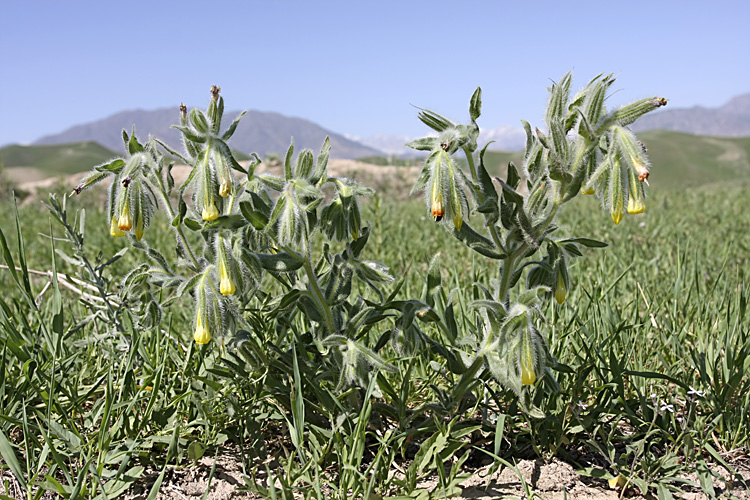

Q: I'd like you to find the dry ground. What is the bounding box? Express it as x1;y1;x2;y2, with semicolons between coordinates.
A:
10;159;423;204
117;450;749;500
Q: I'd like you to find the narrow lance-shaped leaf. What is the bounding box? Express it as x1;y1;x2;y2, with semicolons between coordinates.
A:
311;136;331;185
469;86;482;122
284;139;294;180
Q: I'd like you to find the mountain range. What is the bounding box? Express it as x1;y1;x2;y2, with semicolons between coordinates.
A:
16;92;750;162
33;108;382;160
632;93;750;136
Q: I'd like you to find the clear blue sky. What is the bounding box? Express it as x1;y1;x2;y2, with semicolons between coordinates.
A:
1;0;748;146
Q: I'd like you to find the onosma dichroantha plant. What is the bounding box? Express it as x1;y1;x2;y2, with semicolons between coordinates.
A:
406;72;665;414
67;74;665;417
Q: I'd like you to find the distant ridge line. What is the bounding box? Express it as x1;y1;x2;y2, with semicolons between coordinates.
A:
33;108;383;160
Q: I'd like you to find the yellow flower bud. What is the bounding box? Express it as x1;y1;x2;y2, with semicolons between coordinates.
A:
194;313;211;345
118;199;132;231
219;260;236;296
521;340;536;386
608;474;626;489
555;270;567;304
627;194;646;214
219;179;232;198
521;357;536;386
581;185;595;195
202;201;219;221
110;216;126;237
431;192;444;222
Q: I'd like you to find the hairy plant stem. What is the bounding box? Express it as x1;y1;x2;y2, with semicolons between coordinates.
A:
303;247;337;335
497;253;517;306
451;355;485;405
463;146;479;182
150;175;200;269
462;146;505;253
498;186;564;304
50;202;125;332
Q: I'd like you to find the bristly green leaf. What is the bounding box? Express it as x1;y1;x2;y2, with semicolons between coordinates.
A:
418;109;454;132
560;237;608;248
425;253;442;308
449;221;506;259
128;125;145;154
469;87;482;122
295;149;314;179
221;110;247;141
311;136;331;186
406;137;440;151
475;144;499;225
253;250;304;272
545;72;572;127
212;138;247;174
172;125;207;143
190;108;209;135
202;214;246;232
256;173;285;192
284;139;294;180
240;200;269;230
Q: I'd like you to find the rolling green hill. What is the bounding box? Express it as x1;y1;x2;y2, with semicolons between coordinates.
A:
636;130;750;189
0;141;258;185
0;141;117;176
478;131;750;190
4;132;750;192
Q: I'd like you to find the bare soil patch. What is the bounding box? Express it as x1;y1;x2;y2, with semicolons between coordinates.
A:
12;159;422;204
116;449;749;500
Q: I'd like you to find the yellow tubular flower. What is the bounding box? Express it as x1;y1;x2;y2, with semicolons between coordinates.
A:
219;179;232;198
194;312;211;345
110;216;126;237
627;194;646;214
202;200;219;221
431;191;444;222
521;357;536;385
521;338;536;386
118;199;132;231
219;260;236;296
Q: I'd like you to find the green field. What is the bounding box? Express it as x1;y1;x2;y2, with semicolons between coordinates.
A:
1;122;750;498
0;177;748;498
